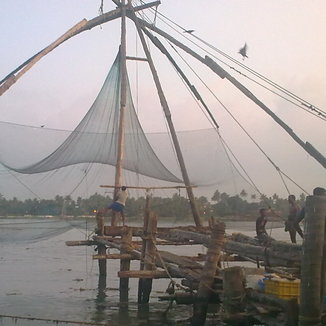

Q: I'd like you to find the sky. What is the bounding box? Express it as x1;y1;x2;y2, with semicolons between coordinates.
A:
0;0;326;201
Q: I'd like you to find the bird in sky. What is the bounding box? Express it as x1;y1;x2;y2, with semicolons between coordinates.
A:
238;43;248;60
184;29;195;34
40;125;45;128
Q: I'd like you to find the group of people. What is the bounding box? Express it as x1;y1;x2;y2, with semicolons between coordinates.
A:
98;185;325;243
256;187;326;244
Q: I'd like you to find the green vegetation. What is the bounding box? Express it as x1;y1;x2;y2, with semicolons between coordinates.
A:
0;190;305;220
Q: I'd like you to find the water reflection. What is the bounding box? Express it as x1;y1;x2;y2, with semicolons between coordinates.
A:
93;275;107;323
92;273;192;326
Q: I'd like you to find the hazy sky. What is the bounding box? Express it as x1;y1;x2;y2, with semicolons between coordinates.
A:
1;1;326;200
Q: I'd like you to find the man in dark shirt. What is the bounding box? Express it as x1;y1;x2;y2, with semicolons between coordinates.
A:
286;194;303;243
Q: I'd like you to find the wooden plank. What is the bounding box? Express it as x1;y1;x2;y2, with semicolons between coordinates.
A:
118;270;168;278
92;254;133;260
65;240;95;246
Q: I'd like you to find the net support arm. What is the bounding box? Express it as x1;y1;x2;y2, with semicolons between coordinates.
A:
0;1;161;96
128;9;202;227
134;16;326;170
141;28;219;130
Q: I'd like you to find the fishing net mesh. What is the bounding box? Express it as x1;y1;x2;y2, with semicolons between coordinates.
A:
0;52;259;200
0;52;181;183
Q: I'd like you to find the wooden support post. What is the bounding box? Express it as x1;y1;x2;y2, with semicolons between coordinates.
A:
119;226;133;303
96;212;107;276
138;194;150;303
320;192;326;312
222;266;246;318
191;221;225;326
138;210;157;304
299;195;326;326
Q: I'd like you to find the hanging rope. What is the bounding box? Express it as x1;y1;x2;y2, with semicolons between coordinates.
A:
98;0;104;15
164;39;302;196
140;3;326;121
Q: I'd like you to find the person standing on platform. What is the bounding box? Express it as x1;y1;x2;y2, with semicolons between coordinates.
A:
256;208;273;244
99;186;128;226
285;194;304;243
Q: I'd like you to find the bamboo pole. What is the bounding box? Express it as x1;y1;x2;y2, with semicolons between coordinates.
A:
142;28;219;130
191;222;225;326
299;195;326;326
100;185;196;190
129;10;202;228
112;0;128;227
0;19;87;96
0;1;160;95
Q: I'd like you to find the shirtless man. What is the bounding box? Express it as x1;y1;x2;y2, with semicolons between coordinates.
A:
101;186;128;226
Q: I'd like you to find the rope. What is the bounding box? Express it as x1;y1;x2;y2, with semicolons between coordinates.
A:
4;168;42;200
166;40;307;196
277;169;290;195
141;3;326;121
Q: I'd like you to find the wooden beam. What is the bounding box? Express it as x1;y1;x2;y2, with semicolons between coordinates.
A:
65;240;95;246
93;253;133;260
100;185;196;189
118;270;168;278
126;56;148;61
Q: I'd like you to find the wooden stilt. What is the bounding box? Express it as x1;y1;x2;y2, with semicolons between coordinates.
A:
138;194;150;303
222;266;246;317
299;195;326;326
191;221;225;326
138;209;157;304
96;212;107;276
320;193;326;312
119;226;132;303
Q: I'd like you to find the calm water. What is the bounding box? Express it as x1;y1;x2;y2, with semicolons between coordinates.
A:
0;218;298;326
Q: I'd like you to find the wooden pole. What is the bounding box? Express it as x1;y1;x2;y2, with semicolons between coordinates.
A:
96;212;107;276
100;185;196;190
223;266;246;317
129;10;202;228
138;193;150;303
191;222;225;326
119;227;133;303
299;195;326;326
320;192;326;311
138;209;157;304
112;0;127;226
0;1;160;95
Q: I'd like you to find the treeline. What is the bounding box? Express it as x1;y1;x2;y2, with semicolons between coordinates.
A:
0;190;306;220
